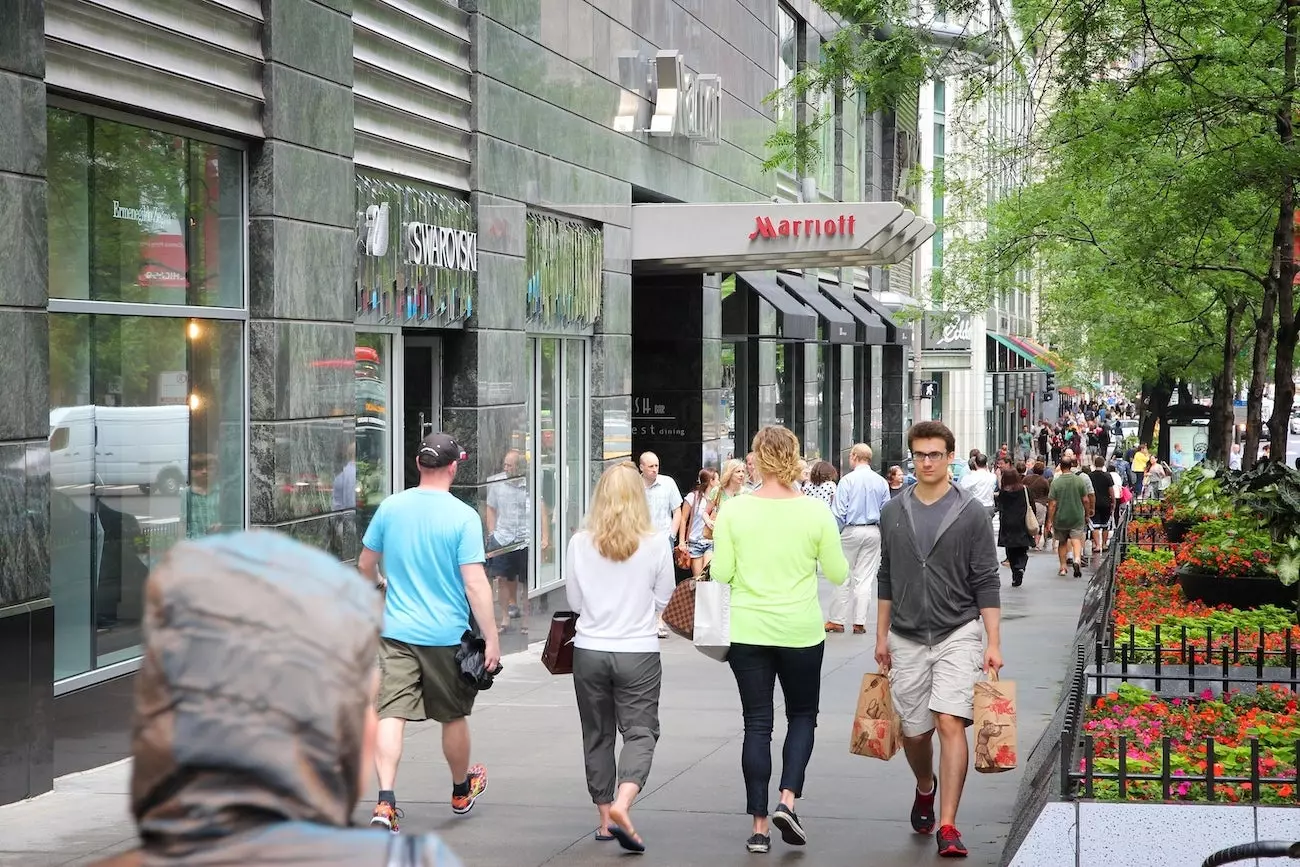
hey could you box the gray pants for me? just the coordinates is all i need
[572,648,662,804]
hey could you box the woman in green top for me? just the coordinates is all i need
[710,426,850,854]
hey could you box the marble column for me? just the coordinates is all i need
[882,345,907,466]
[248,0,358,558]
[0,0,53,805]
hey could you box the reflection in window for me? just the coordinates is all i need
[776,6,797,132]
[529,336,588,594]
[354,334,391,542]
[47,108,244,308]
[48,314,244,678]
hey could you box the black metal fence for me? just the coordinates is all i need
[1057,499,1300,802]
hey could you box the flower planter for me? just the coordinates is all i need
[1176,566,1297,610]
[1162,517,1193,543]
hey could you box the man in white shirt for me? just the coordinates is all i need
[959,453,997,518]
[1229,443,1243,471]
[640,451,683,639]
[827,443,892,635]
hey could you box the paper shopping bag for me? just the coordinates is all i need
[691,580,731,661]
[849,672,903,760]
[973,672,1018,773]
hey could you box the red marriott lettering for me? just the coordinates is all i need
[748,214,856,241]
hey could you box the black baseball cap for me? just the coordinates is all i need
[416,432,467,469]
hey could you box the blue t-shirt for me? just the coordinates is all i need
[361,488,486,647]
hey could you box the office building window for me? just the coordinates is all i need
[529,336,589,593]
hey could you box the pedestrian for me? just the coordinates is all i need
[887,465,907,498]
[1171,443,1190,478]
[639,451,684,638]
[92,532,463,866]
[566,464,676,853]
[1131,443,1151,495]
[1145,458,1171,498]
[486,448,543,634]
[1087,456,1116,555]
[1229,443,1243,471]
[827,444,891,635]
[995,467,1034,587]
[1037,423,1051,462]
[1017,425,1033,462]
[805,460,838,507]
[1046,455,1094,578]
[680,468,719,578]
[710,426,850,854]
[745,451,763,490]
[1023,462,1051,549]
[877,420,1003,859]
[359,433,500,832]
[959,452,997,518]
[713,458,749,510]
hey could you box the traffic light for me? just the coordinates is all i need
[1045,372,1056,392]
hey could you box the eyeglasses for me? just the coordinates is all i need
[911,451,949,464]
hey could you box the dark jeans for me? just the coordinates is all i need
[727,641,825,817]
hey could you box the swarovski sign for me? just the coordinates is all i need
[922,313,974,352]
[615,49,721,144]
[361,203,477,272]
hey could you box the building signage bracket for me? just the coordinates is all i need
[615,49,721,145]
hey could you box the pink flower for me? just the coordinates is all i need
[1172,698,1183,706]
[1201,689,1214,700]
[1177,782,1190,796]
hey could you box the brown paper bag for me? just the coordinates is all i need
[849,672,903,760]
[972,672,1017,773]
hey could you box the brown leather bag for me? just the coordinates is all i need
[541,611,578,675]
[662,579,698,639]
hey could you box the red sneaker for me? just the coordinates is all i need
[937,825,968,858]
[451,764,488,814]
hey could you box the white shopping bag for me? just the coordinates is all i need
[692,580,731,662]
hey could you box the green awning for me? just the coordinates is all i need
[989,333,1053,372]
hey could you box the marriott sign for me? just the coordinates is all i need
[749,214,857,241]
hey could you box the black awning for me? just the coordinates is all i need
[729,271,817,341]
[819,281,888,345]
[776,273,856,344]
[852,291,910,346]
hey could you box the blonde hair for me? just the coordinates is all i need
[752,426,802,487]
[586,464,655,562]
[719,458,746,490]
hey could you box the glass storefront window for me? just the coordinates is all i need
[354,333,392,540]
[48,109,244,308]
[529,336,589,594]
[776,6,797,133]
[49,314,244,678]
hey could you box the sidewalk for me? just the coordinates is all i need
[0,548,1089,867]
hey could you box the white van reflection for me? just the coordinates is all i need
[49,405,190,494]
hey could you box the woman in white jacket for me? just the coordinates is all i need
[565,464,675,853]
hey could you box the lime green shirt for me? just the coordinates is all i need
[710,494,850,647]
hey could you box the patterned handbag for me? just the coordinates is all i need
[662,578,698,639]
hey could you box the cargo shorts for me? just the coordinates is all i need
[377,637,477,723]
[887,619,985,737]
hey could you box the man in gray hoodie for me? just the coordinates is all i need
[875,420,1004,859]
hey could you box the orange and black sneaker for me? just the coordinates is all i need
[451,764,488,814]
[370,801,402,834]
[936,824,968,858]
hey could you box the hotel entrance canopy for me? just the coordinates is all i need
[631,201,936,272]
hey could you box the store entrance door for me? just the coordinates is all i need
[401,334,442,490]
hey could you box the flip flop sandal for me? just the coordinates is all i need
[595,832,616,842]
[1058,568,1068,576]
[608,824,646,853]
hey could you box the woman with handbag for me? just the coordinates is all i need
[564,464,675,853]
[680,468,719,578]
[994,467,1035,587]
[710,426,850,854]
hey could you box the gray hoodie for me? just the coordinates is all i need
[877,484,1001,645]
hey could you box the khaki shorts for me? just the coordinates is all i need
[377,638,477,723]
[1053,525,1086,542]
[887,619,985,737]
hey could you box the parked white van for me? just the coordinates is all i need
[49,405,190,494]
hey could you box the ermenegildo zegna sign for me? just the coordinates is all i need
[355,175,477,327]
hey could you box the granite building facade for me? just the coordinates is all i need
[0,0,923,805]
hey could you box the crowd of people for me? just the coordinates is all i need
[98,419,1098,865]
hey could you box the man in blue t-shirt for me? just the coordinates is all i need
[358,432,500,832]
